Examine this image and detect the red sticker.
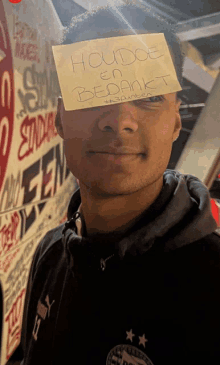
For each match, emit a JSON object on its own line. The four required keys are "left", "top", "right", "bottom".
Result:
{"left": 0, "top": 1, "right": 15, "bottom": 193}
{"left": 9, "top": 0, "right": 22, "bottom": 3}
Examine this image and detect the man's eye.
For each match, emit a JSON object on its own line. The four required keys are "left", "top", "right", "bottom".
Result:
{"left": 147, "top": 95, "right": 163, "bottom": 102}
{"left": 133, "top": 95, "right": 164, "bottom": 106}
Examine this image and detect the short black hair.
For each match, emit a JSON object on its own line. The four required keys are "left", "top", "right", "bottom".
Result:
{"left": 61, "top": 1, "right": 184, "bottom": 88}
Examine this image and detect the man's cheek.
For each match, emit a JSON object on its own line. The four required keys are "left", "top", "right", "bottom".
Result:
{"left": 159, "top": 117, "right": 175, "bottom": 137}
{"left": 160, "top": 123, "right": 170, "bottom": 136}
{"left": 65, "top": 137, "right": 82, "bottom": 152}
{"left": 63, "top": 116, "right": 87, "bottom": 138}
{"left": 63, "top": 124, "right": 76, "bottom": 139}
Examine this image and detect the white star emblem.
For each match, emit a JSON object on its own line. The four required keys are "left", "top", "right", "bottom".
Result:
{"left": 126, "top": 329, "right": 135, "bottom": 342}
{"left": 139, "top": 334, "right": 148, "bottom": 348}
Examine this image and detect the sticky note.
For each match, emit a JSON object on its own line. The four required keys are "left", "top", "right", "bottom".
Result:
{"left": 52, "top": 33, "right": 182, "bottom": 111}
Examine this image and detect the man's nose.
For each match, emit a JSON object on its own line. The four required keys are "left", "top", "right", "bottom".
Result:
{"left": 97, "top": 103, "right": 139, "bottom": 134}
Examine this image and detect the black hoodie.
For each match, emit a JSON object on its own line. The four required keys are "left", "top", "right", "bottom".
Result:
{"left": 10, "top": 170, "right": 220, "bottom": 365}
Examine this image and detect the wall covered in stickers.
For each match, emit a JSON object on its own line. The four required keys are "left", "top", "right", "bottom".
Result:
{"left": 0, "top": 1, "right": 77, "bottom": 363}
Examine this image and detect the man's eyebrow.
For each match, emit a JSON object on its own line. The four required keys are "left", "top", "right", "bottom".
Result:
{"left": 80, "top": 106, "right": 103, "bottom": 112}
{"left": 134, "top": 95, "right": 165, "bottom": 101}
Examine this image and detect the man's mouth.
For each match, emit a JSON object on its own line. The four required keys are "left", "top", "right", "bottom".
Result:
{"left": 87, "top": 149, "right": 146, "bottom": 164}
{"left": 87, "top": 146, "right": 145, "bottom": 155}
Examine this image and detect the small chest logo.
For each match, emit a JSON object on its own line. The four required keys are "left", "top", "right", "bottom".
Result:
{"left": 32, "top": 295, "right": 55, "bottom": 341}
{"left": 106, "top": 329, "right": 154, "bottom": 365}
{"left": 106, "top": 344, "right": 154, "bottom": 365}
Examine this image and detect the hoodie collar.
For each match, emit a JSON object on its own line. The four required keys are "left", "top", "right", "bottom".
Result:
{"left": 65, "top": 170, "right": 217, "bottom": 262}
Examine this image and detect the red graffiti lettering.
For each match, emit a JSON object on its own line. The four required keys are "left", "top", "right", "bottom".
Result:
{"left": 18, "top": 112, "right": 57, "bottom": 161}
{"left": 5, "top": 289, "right": 26, "bottom": 360}
{"left": 0, "top": 212, "right": 20, "bottom": 256}
{"left": 13, "top": 18, "right": 38, "bottom": 42}
{"left": 0, "top": 248, "right": 20, "bottom": 273}
{"left": 15, "top": 40, "right": 40, "bottom": 63}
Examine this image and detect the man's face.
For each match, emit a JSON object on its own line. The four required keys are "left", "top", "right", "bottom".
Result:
{"left": 59, "top": 92, "right": 181, "bottom": 196}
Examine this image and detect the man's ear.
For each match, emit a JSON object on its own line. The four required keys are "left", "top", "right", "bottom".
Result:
{"left": 172, "top": 98, "right": 182, "bottom": 142}
{"left": 55, "top": 96, "right": 64, "bottom": 139}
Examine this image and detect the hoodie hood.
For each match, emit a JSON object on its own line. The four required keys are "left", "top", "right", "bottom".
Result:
{"left": 65, "top": 170, "right": 217, "bottom": 261}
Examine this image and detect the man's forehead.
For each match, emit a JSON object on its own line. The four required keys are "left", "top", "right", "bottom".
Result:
{"left": 53, "top": 32, "right": 181, "bottom": 111}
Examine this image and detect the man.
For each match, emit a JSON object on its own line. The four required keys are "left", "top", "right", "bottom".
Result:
{"left": 10, "top": 2, "right": 220, "bottom": 365}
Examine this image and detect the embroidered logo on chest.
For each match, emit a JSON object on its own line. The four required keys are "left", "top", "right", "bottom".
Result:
{"left": 106, "top": 330, "right": 154, "bottom": 365}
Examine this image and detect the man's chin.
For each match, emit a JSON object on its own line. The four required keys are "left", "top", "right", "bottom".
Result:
{"left": 82, "top": 178, "right": 147, "bottom": 197}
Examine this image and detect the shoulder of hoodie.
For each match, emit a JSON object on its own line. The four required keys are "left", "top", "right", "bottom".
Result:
{"left": 168, "top": 230, "right": 220, "bottom": 259}
{"left": 31, "top": 223, "right": 66, "bottom": 278}
{"left": 193, "top": 230, "right": 220, "bottom": 262}
{"left": 168, "top": 231, "right": 220, "bottom": 298}
{"left": 188, "top": 230, "right": 220, "bottom": 256}
{"left": 167, "top": 230, "right": 220, "bottom": 278}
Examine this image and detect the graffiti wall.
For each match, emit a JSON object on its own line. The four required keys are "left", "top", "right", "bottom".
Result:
{"left": 0, "top": 1, "right": 77, "bottom": 364}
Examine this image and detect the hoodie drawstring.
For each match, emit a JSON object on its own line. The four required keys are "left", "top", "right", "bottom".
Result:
{"left": 62, "top": 212, "right": 81, "bottom": 234}
{"left": 100, "top": 254, "right": 115, "bottom": 271}
{"left": 63, "top": 213, "right": 115, "bottom": 271}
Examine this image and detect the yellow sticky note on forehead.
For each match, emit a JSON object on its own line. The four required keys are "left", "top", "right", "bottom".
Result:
{"left": 52, "top": 33, "right": 182, "bottom": 111}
